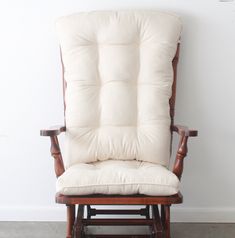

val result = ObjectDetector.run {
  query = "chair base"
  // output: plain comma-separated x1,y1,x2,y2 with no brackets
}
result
56,192,183,205
56,192,183,238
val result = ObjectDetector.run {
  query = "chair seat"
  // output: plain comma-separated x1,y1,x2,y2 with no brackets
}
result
56,160,180,196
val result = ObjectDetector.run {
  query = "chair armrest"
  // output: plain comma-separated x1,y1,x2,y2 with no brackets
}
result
171,125,198,137
172,124,198,180
40,125,66,177
40,125,66,136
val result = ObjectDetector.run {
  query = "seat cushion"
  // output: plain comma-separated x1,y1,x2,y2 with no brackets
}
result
56,160,180,196
56,11,182,168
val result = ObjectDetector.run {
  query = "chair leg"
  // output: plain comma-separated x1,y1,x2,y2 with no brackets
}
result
66,205,75,238
161,205,166,230
74,205,85,238
87,205,91,219
145,205,150,219
164,205,171,238
152,205,163,238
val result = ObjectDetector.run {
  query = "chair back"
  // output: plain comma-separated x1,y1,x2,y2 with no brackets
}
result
56,11,182,168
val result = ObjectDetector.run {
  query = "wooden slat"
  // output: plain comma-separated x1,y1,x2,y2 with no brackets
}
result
86,235,151,238
56,193,183,205
88,208,149,216
82,219,153,226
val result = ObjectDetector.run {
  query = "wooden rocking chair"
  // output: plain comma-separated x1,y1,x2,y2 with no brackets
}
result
41,11,197,238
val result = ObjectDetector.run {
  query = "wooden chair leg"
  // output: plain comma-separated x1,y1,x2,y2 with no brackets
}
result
74,205,85,238
145,205,150,219
66,205,75,238
152,205,163,238
161,205,166,230
87,205,91,219
164,205,171,238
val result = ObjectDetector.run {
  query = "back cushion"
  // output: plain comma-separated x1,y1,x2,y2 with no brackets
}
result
56,10,182,168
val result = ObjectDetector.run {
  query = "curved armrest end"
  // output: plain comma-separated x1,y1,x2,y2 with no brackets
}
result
172,124,197,180
172,125,198,137
40,125,65,177
40,125,66,137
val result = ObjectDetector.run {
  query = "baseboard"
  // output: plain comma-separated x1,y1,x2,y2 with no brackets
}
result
0,206,66,222
0,206,235,223
171,207,235,223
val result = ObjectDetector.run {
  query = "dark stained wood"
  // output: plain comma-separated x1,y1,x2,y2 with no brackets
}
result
169,43,180,125
172,135,188,180
50,136,65,177
172,124,198,137
161,205,166,230
169,44,180,156
87,206,150,217
66,205,75,238
145,205,150,219
164,205,171,238
172,124,198,180
152,205,163,238
74,205,84,238
86,235,151,238
87,205,92,219
40,125,66,177
40,125,66,136
56,193,183,205
82,219,153,226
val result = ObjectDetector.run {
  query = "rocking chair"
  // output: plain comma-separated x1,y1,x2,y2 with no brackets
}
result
41,10,198,238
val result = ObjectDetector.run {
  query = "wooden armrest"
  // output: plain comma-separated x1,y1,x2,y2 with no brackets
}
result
172,124,198,180
40,125,66,136
171,125,198,137
40,125,65,177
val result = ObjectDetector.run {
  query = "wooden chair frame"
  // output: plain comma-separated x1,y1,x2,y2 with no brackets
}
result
41,44,198,238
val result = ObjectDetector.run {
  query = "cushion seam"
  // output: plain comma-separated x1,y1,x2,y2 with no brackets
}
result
59,183,179,188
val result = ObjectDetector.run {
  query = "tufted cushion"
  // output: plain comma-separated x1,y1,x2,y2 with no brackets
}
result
56,11,182,168
56,160,180,196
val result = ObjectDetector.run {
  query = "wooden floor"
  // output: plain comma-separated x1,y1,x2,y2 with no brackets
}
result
0,222,235,238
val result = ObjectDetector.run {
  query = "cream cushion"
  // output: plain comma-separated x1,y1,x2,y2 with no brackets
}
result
56,160,180,196
56,10,182,168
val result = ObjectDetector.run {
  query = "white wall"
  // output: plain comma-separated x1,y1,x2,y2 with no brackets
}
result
0,0,235,222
